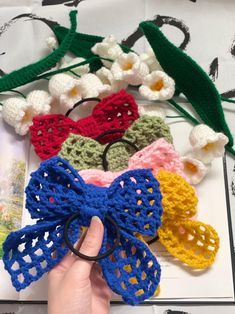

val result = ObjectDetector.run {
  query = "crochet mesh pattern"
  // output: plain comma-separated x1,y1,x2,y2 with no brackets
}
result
79,138,185,186
30,90,139,160
3,157,163,305
156,170,220,269
124,115,173,148
58,116,174,172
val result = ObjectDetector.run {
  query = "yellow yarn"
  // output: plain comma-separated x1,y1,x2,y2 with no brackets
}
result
155,170,220,269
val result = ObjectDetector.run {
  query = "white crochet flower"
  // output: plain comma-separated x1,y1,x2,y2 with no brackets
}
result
48,73,82,109
60,57,90,77
189,124,229,164
91,35,123,68
46,36,58,50
111,52,149,86
2,91,51,136
79,73,111,98
138,103,166,119
96,67,128,93
181,156,211,185
140,48,162,72
139,71,175,100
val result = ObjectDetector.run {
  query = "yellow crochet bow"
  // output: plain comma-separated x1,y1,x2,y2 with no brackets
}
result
155,170,220,269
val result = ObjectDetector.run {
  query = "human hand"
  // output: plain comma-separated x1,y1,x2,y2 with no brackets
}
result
48,216,112,314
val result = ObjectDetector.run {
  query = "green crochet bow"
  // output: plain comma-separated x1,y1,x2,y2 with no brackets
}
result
58,115,173,171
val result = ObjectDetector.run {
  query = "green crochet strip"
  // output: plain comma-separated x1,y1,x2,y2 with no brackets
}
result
58,115,173,172
53,26,132,72
0,11,77,92
140,21,234,152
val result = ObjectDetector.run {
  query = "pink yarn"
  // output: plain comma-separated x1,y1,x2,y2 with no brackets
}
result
79,138,185,187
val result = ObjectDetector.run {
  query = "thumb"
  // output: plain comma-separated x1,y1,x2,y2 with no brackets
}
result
71,216,104,279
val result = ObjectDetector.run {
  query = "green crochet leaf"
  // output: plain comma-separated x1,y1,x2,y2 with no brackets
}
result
0,11,78,92
140,21,234,149
53,25,103,72
53,26,132,72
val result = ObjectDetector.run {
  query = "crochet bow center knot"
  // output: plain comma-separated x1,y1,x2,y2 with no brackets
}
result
3,156,163,305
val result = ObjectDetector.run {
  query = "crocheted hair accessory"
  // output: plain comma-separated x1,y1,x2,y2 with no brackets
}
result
156,170,219,269
79,138,185,187
58,116,174,172
96,130,139,171
30,89,139,160
3,156,163,305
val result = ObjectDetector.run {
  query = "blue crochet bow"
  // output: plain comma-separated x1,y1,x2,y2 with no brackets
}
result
3,156,162,305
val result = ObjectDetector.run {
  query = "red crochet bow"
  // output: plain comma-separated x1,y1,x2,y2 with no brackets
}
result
30,90,139,160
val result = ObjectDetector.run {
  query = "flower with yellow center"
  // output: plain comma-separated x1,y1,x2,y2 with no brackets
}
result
49,73,82,109
153,170,219,269
189,124,229,164
2,90,51,136
139,70,175,101
181,156,211,185
111,52,149,86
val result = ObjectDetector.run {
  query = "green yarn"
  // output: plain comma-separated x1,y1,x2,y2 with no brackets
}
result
140,21,234,151
124,115,173,149
58,116,173,172
167,99,200,125
58,134,131,172
53,25,104,72
0,11,77,92
221,97,235,104
53,26,132,72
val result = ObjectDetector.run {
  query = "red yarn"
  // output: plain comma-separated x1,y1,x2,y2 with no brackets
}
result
30,90,139,160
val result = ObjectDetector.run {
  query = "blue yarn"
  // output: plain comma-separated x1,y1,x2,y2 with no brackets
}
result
3,156,163,305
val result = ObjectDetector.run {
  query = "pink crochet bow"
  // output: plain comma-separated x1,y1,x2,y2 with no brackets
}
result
79,138,185,187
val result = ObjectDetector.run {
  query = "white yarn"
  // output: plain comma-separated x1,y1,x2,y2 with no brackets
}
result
60,57,90,77
139,70,175,101
181,155,211,185
189,124,229,163
111,52,149,86
140,48,163,72
2,91,51,136
91,35,123,68
96,67,128,93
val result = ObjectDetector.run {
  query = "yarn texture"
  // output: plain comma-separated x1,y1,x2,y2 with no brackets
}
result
156,170,220,269
79,138,184,186
3,156,163,305
58,118,174,172
30,90,139,160
0,11,77,92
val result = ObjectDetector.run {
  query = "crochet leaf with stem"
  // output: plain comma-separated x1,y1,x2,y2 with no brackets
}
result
140,21,234,155
0,11,77,92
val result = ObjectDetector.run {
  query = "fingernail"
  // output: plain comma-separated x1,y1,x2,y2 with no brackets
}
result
91,216,102,224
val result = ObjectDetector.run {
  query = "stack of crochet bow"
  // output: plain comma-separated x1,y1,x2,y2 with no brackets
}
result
1,10,222,305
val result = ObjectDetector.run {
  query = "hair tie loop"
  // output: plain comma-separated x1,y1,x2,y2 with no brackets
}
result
102,138,139,171
147,235,159,245
95,129,125,142
64,213,120,261
65,97,100,117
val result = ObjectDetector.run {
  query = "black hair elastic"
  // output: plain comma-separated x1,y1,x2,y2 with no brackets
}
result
146,235,159,245
95,129,126,142
102,138,139,171
65,97,101,117
64,213,120,261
